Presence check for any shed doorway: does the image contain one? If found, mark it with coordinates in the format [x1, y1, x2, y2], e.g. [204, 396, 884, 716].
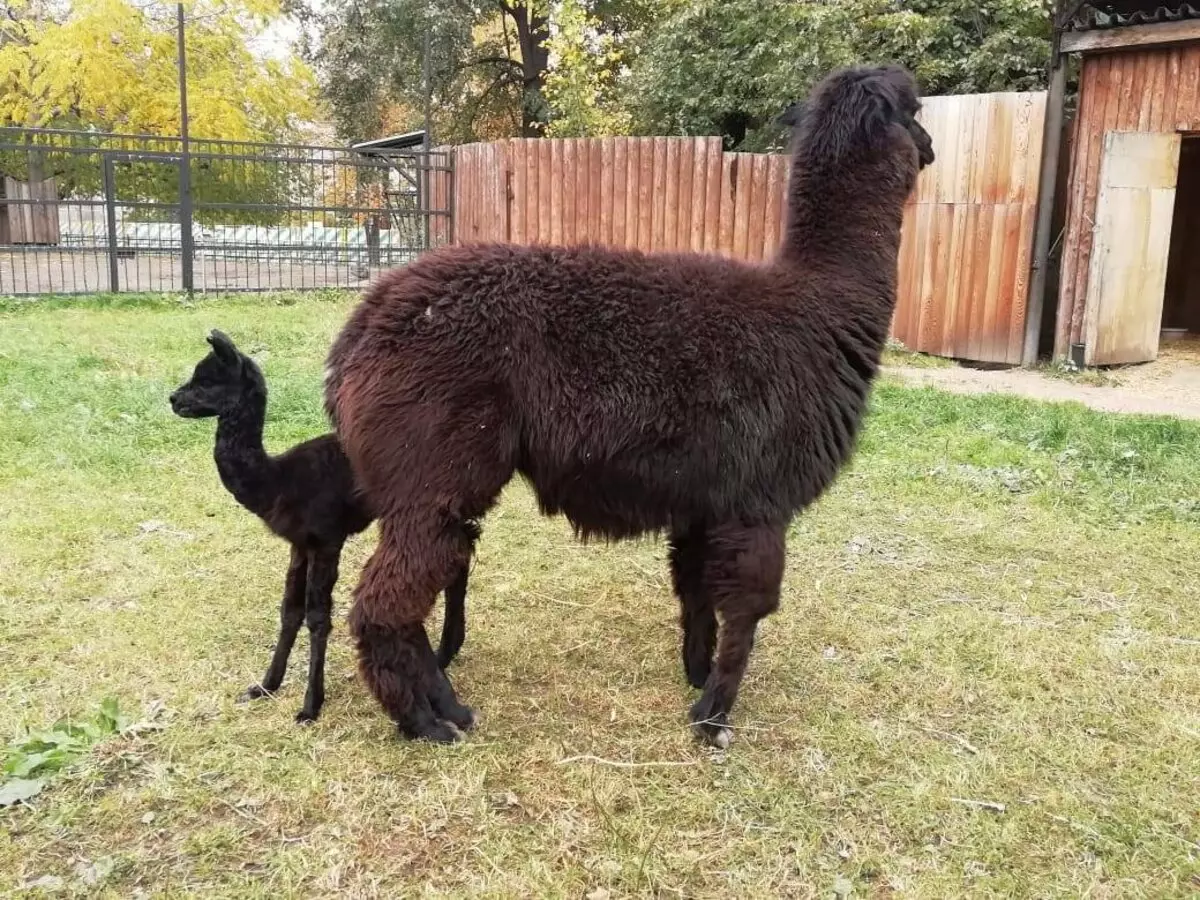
[1162, 136, 1200, 345]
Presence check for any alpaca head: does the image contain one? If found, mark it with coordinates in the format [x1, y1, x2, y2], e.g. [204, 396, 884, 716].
[794, 64, 934, 176]
[169, 330, 267, 419]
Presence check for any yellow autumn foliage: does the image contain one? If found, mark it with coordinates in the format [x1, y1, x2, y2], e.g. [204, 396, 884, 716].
[0, 0, 318, 140]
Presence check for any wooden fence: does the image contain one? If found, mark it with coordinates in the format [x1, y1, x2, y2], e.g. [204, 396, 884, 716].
[446, 90, 1048, 364]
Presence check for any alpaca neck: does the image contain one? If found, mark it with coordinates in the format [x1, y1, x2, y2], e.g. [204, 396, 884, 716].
[214, 396, 276, 518]
[778, 151, 912, 323]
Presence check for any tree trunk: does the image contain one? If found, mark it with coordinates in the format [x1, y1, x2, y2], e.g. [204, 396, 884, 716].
[507, 3, 549, 137]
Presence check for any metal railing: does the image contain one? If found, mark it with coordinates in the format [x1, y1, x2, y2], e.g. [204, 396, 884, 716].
[0, 127, 454, 295]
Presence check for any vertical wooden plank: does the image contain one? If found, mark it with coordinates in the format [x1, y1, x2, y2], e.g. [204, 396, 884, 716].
[612, 138, 628, 248]
[936, 96, 963, 204]
[1148, 52, 1168, 132]
[981, 94, 1010, 204]
[675, 139, 694, 251]
[589, 139, 603, 245]
[1007, 200, 1037, 363]
[919, 204, 954, 354]
[965, 93, 992, 204]
[939, 203, 967, 355]
[952, 96, 978, 203]
[964, 204, 995, 361]
[763, 153, 785, 258]
[526, 139, 541, 244]
[1166, 47, 1183, 131]
[663, 138, 680, 251]
[599, 138, 614, 246]
[690, 138, 709, 251]
[651, 137, 668, 251]
[509, 140, 526, 244]
[718, 153, 737, 257]
[624, 139, 641, 249]
[560, 140, 576, 245]
[1120, 52, 1147, 130]
[704, 142, 723, 253]
[746, 154, 769, 261]
[950, 204, 979, 357]
[992, 202, 1023, 362]
[638, 139, 655, 251]
[913, 203, 937, 351]
[892, 204, 921, 347]
[1067, 56, 1111, 346]
[1176, 45, 1200, 130]
[539, 139, 554, 245]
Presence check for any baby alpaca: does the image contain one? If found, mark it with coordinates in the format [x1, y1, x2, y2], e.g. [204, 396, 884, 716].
[170, 330, 476, 722]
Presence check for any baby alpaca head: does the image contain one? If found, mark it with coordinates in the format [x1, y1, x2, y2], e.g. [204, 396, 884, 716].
[170, 330, 267, 419]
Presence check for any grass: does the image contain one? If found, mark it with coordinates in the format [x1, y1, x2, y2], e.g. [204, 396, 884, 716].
[1, 292, 1199, 897]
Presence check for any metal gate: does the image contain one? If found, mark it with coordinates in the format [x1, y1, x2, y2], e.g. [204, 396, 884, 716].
[0, 128, 453, 296]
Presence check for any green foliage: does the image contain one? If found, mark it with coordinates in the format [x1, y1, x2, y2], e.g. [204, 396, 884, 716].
[0, 0, 319, 223]
[627, 0, 1052, 150]
[0, 698, 134, 807]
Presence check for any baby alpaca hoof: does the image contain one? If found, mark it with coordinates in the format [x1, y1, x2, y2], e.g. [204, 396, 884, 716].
[295, 709, 319, 725]
[238, 684, 273, 704]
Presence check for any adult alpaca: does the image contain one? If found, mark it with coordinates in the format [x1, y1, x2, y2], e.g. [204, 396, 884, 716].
[325, 64, 935, 746]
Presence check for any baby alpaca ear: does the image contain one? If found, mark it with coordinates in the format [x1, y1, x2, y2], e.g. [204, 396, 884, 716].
[207, 329, 242, 368]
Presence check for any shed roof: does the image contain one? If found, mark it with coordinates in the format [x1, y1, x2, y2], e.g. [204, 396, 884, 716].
[1063, 1, 1200, 31]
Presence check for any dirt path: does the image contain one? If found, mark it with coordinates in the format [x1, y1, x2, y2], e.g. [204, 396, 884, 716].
[884, 340, 1200, 421]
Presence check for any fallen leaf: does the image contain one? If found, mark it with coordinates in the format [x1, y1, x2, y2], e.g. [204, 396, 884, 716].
[0, 777, 46, 806]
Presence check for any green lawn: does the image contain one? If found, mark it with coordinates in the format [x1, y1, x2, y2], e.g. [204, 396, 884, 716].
[1, 293, 1198, 898]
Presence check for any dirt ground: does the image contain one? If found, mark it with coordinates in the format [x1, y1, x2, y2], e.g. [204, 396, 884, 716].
[886, 338, 1200, 420]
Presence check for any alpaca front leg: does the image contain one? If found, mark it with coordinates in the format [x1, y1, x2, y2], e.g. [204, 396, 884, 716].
[296, 545, 341, 723]
[687, 523, 785, 749]
[350, 518, 476, 742]
[240, 545, 307, 703]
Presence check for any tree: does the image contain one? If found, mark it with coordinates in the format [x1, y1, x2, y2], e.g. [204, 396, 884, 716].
[0, 0, 316, 138]
[295, 0, 664, 144]
[626, 0, 1052, 150]
[0, 0, 319, 223]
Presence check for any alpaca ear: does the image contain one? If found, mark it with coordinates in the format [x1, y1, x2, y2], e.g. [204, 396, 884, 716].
[775, 100, 805, 130]
[207, 329, 242, 368]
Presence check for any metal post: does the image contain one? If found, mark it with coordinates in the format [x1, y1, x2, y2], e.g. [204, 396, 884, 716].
[102, 154, 120, 292]
[177, 2, 195, 293]
[421, 8, 432, 250]
[1022, 58, 1069, 365]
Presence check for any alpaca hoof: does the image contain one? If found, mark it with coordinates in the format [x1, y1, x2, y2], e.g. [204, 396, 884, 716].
[295, 709, 319, 725]
[238, 684, 273, 704]
[692, 717, 733, 749]
[689, 696, 733, 748]
[685, 668, 710, 691]
[402, 719, 462, 744]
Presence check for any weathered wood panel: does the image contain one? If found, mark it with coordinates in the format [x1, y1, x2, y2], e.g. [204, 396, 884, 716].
[0, 177, 60, 245]
[892, 91, 1048, 364]
[1057, 43, 1200, 359]
[1083, 131, 1181, 365]
[451, 92, 1044, 364]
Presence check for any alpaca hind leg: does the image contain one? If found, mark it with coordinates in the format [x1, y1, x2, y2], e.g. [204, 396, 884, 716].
[669, 525, 716, 690]
[296, 544, 341, 723]
[688, 523, 785, 749]
[241, 544, 307, 702]
[351, 514, 479, 742]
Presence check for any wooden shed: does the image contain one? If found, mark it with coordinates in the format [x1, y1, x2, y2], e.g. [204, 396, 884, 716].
[1047, 1, 1200, 365]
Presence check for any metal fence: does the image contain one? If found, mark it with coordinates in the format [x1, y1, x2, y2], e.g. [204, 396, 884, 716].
[0, 127, 454, 296]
